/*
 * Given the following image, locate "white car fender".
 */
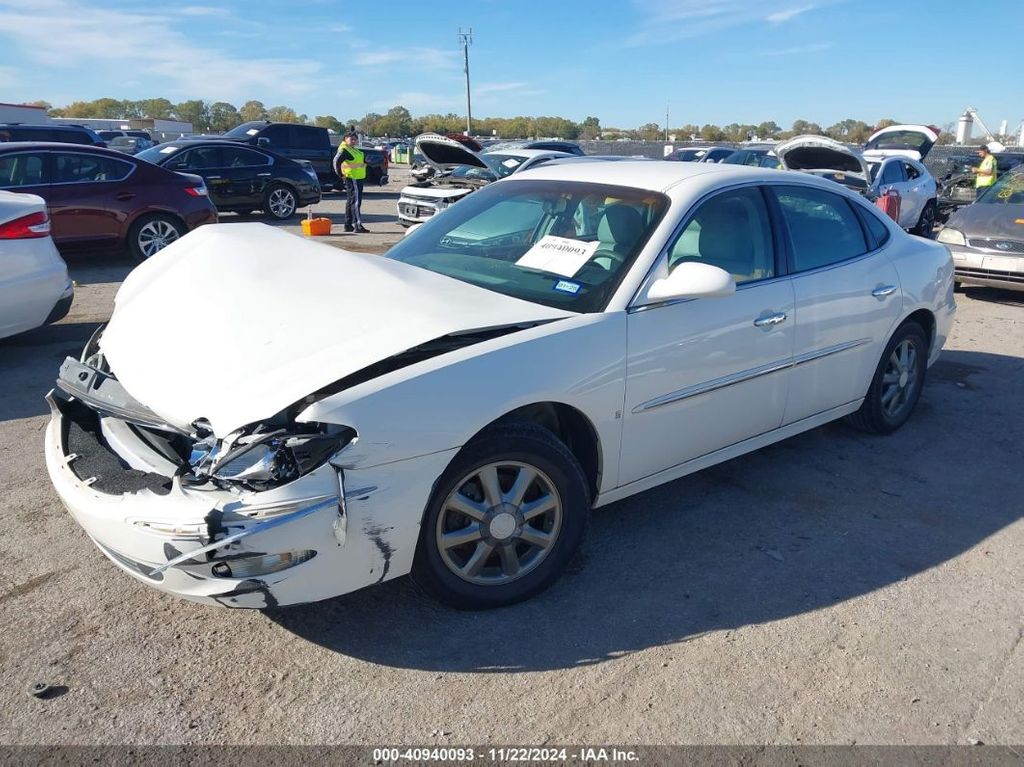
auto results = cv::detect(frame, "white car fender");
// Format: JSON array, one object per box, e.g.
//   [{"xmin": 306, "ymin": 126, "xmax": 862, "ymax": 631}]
[
  {"xmin": 298, "ymin": 311, "xmax": 627, "ymax": 492},
  {"xmin": 885, "ymin": 237, "xmax": 956, "ymax": 364}
]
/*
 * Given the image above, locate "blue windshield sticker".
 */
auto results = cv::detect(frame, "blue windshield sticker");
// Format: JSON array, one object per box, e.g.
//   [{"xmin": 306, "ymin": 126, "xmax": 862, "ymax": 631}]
[{"xmin": 553, "ymin": 280, "xmax": 581, "ymax": 294}]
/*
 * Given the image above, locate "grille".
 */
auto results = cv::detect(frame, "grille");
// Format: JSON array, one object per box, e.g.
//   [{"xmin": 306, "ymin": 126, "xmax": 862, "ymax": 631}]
[{"xmin": 967, "ymin": 238, "xmax": 1024, "ymax": 254}]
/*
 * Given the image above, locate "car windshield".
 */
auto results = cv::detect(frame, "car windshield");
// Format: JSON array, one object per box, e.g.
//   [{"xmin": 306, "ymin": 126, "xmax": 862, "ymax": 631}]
[
  {"xmin": 223, "ymin": 122, "xmax": 266, "ymax": 138},
  {"xmin": 976, "ymin": 170, "xmax": 1024, "ymax": 204},
  {"xmin": 135, "ymin": 144, "xmax": 181, "ymax": 164},
  {"xmin": 482, "ymin": 154, "xmax": 529, "ymax": 178},
  {"xmin": 385, "ymin": 179, "xmax": 669, "ymax": 313}
]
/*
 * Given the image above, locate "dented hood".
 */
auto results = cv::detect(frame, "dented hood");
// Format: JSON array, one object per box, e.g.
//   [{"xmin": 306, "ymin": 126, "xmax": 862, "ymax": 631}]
[
  {"xmin": 100, "ymin": 224, "xmax": 572, "ymax": 436},
  {"xmin": 775, "ymin": 134, "xmax": 870, "ymax": 179},
  {"xmin": 415, "ymin": 133, "xmax": 488, "ymax": 173}
]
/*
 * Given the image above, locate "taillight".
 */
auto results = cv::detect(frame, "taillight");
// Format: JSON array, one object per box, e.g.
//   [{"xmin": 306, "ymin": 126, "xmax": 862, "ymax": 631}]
[
  {"xmin": 0, "ymin": 210, "xmax": 51, "ymax": 239},
  {"xmin": 184, "ymin": 183, "xmax": 208, "ymax": 197}
]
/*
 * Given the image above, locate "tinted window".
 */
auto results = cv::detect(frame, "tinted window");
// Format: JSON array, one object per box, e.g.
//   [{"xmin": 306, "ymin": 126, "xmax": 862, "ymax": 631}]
[
  {"xmin": 292, "ymin": 126, "xmax": 325, "ymax": 149},
  {"xmin": 172, "ymin": 146, "xmax": 222, "ymax": 170},
  {"xmin": 880, "ymin": 161, "xmax": 904, "ymax": 185},
  {"xmin": 774, "ymin": 186, "xmax": 868, "ymax": 271},
  {"xmin": 260, "ymin": 125, "xmax": 289, "ymax": 146},
  {"xmin": 53, "ymin": 153, "xmax": 133, "ymax": 183},
  {"xmin": 0, "ymin": 153, "xmax": 46, "ymax": 187},
  {"xmin": 854, "ymin": 204, "xmax": 891, "ymax": 249},
  {"xmin": 667, "ymin": 187, "xmax": 775, "ymax": 284},
  {"xmin": 904, "ymin": 162, "xmax": 920, "ymax": 180},
  {"xmin": 222, "ymin": 146, "xmax": 270, "ymax": 167}
]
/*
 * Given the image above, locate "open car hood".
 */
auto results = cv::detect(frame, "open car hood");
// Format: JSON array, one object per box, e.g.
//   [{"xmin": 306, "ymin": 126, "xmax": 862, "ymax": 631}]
[
  {"xmin": 863, "ymin": 124, "xmax": 940, "ymax": 161},
  {"xmin": 415, "ymin": 133, "xmax": 489, "ymax": 173},
  {"xmin": 775, "ymin": 134, "xmax": 870, "ymax": 179},
  {"xmin": 99, "ymin": 224, "xmax": 572, "ymax": 436}
]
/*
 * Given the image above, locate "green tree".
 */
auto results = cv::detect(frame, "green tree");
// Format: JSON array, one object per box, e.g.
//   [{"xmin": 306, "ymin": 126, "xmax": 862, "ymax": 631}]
[
  {"xmin": 376, "ymin": 105, "xmax": 413, "ymax": 137},
  {"xmin": 578, "ymin": 116, "xmax": 601, "ymax": 140},
  {"xmin": 826, "ymin": 119, "xmax": 872, "ymax": 144},
  {"xmin": 137, "ymin": 98, "xmax": 174, "ymax": 119},
  {"xmin": 209, "ymin": 102, "xmax": 241, "ymax": 132},
  {"xmin": 790, "ymin": 119, "xmax": 823, "ymax": 136},
  {"xmin": 239, "ymin": 100, "xmax": 267, "ymax": 122},
  {"xmin": 636, "ymin": 122, "xmax": 662, "ymax": 141},
  {"xmin": 266, "ymin": 105, "xmax": 299, "ymax": 123},
  {"xmin": 700, "ymin": 123, "xmax": 725, "ymax": 141},
  {"xmin": 874, "ymin": 117, "xmax": 898, "ymax": 131},
  {"xmin": 314, "ymin": 115, "xmax": 345, "ymax": 132},
  {"xmin": 756, "ymin": 121, "xmax": 781, "ymax": 139},
  {"xmin": 677, "ymin": 123, "xmax": 700, "ymax": 140},
  {"xmin": 174, "ymin": 100, "xmax": 210, "ymax": 132}
]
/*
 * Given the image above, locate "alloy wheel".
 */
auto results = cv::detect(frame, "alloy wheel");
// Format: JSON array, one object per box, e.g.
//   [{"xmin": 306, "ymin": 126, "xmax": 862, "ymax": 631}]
[
  {"xmin": 268, "ymin": 188, "xmax": 296, "ymax": 218},
  {"xmin": 136, "ymin": 219, "xmax": 181, "ymax": 258},
  {"xmin": 436, "ymin": 461, "xmax": 562, "ymax": 586},
  {"xmin": 880, "ymin": 339, "xmax": 920, "ymax": 418}
]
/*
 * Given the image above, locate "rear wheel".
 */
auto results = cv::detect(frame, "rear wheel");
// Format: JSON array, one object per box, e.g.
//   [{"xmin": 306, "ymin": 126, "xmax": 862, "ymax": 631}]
[
  {"xmin": 411, "ymin": 422, "xmax": 590, "ymax": 609},
  {"xmin": 913, "ymin": 200, "xmax": 937, "ymax": 237},
  {"xmin": 846, "ymin": 322, "xmax": 928, "ymax": 434},
  {"xmin": 128, "ymin": 214, "xmax": 184, "ymax": 261},
  {"xmin": 264, "ymin": 184, "xmax": 297, "ymax": 220}
]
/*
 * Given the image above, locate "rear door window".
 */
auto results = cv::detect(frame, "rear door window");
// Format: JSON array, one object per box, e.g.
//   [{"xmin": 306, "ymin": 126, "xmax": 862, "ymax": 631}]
[
  {"xmin": 0, "ymin": 152, "xmax": 48, "ymax": 187},
  {"xmin": 53, "ymin": 153, "xmax": 134, "ymax": 184},
  {"xmin": 880, "ymin": 161, "xmax": 905, "ymax": 185},
  {"xmin": 173, "ymin": 146, "xmax": 223, "ymax": 170},
  {"xmin": 221, "ymin": 146, "xmax": 270, "ymax": 167},
  {"xmin": 772, "ymin": 186, "xmax": 869, "ymax": 271},
  {"xmin": 292, "ymin": 126, "xmax": 324, "ymax": 149},
  {"xmin": 260, "ymin": 125, "xmax": 289, "ymax": 146}
]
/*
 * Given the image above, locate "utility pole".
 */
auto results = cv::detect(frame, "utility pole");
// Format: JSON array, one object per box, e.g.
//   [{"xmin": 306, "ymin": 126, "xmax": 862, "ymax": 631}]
[
  {"xmin": 665, "ymin": 103, "xmax": 669, "ymax": 142},
  {"xmin": 458, "ymin": 27, "xmax": 473, "ymax": 136}
]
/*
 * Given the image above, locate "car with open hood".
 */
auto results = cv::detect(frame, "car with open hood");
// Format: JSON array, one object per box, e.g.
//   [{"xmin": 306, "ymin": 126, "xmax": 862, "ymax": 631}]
[
  {"xmin": 397, "ymin": 134, "xmax": 569, "ymax": 226},
  {"xmin": 937, "ymin": 167, "xmax": 1024, "ymax": 292},
  {"xmin": 776, "ymin": 125, "xmax": 939, "ymax": 235},
  {"xmin": 45, "ymin": 161, "xmax": 954, "ymax": 611}
]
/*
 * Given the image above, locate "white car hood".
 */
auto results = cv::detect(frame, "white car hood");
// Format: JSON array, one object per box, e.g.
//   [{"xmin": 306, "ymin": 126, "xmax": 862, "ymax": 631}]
[
  {"xmin": 863, "ymin": 124, "xmax": 940, "ymax": 161},
  {"xmin": 416, "ymin": 133, "xmax": 488, "ymax": 173},
  {"xmin": 775, "ymin": 134, "xmax": 870, "ymax": 179},
  {"xmin": 100, "ymin": 224, "xmax": 572, "ymax": 436},
  {"xmin": 399, "ymin": 185, "xmax": 476, "ymax": 200}
]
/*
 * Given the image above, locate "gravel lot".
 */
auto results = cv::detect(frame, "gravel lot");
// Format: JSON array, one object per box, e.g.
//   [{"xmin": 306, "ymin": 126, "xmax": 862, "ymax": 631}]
[{"xmin": 1, "ymin": 168, "xmax": 1022, "ymax": 746}]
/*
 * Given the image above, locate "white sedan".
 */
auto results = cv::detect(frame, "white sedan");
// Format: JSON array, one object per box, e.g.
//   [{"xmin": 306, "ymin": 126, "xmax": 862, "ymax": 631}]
[
  {"xmin": 0, "ymin": 190, "xmax": 73, "ymax": 340},
  {"xmin": 45, "ymin": 161, "xmax": 955, "ymax": 610}
]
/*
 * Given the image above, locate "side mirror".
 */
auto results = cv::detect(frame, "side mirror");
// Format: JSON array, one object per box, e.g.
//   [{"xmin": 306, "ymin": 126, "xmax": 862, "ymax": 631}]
[
  {"xmin": 257, "ymin": 137, "xmax": 270, "ymax": 148},
  {"xmin": 645, "ymin": 261, "xmax": 736, "ymax": 302}
]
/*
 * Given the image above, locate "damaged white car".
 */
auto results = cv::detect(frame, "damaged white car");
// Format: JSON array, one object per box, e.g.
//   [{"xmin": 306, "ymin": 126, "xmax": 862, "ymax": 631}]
[
  {"xmin": 776, "ymin": 124, "xmax": 940, "ymax": 235},
  {"xmin": 397, "ymin": 133, "xmax": 570, "ymax": 226},
  {"xmin": 46, "ymin": 161, "xmax": 954, "ymax": 610}
]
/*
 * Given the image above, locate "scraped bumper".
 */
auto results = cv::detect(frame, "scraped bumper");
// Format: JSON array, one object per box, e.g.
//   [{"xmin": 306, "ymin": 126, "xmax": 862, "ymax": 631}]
[{"xmin": 44, "ymin": 392, "xmax": 455, "ymax": 607}]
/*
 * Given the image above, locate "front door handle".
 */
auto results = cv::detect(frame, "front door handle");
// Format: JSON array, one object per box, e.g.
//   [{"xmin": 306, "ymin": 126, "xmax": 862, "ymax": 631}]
[
  {"xmin": 206, "ymin": 175, "xmax": 222, "ymax": 180},
  {"xmin": 115, "ymin": 192, "xmax": 135, "ymax": 200},
  {"xmin": 257, "ymin": 172, "xmax": 271, "ymax": 177},
  {"xmin": 872, "ymin": 285, "xmax": 898, "ymax": 298},
  {"xmin": 753, "ymin": 312, "xmax": 787, "ymax": 328}
]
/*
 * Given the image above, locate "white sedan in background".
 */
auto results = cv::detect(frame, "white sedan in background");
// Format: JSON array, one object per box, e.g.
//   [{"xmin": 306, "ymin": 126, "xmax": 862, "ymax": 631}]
[
  {"xmin": 0, "ymin": 190, "xmax": 73, "ymax": 340},
  {"xmin": 46, "ymin": 161, "xmax": 954, "ymax": 610}
]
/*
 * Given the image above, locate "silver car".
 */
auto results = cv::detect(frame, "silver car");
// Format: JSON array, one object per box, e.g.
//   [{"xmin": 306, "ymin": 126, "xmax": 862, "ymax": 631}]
[{"xmin": 938, "ymin": 167, "xmax": 1024, "ymax": 292}]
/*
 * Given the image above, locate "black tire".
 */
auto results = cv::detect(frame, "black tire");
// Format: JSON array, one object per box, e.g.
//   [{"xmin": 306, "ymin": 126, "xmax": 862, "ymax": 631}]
[
  {"xmin": 913, "ymin": 200, "xmax": 937, "ymax": 237},
  {"xmin": 846, "ymin": 321, "xmax": 928, "ymax": 435},
  {"xmin": 263, "ymin": 184, "xmax": 297, "ymax": 220},
  {"xmin": 411, "ymin": 422, "xmax": 590, "ymax": 610},
  {"xmin": 127, "ymin": 213, "xmax": 184, "ymax": 262}
]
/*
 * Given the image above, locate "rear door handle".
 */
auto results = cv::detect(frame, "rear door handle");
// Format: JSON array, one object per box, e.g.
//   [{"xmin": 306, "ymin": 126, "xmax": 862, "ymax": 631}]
[
  {"xmin": 872, "ymin": 285, "xmax": 898, "ymax": 298},
  {"xmin": 753, "ymin": 312, "xmax": 787, "ymax": 328},
  {"xmin": 257, "ymin": 173, "xmax": 271, "ymax": 177},
  {"xmin": 206, "ymin": 175, "xmax": 222, "ymax": 180}
]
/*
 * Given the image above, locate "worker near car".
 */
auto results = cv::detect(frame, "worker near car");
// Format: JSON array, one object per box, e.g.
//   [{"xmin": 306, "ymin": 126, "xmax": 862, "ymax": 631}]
[
  {"xmin": 337, "ymin": 131, "xmax": 369, "ymax": 233},
  {"xmin": 971, "ymin": 144, "xmax": 997, "ymax": 195}
]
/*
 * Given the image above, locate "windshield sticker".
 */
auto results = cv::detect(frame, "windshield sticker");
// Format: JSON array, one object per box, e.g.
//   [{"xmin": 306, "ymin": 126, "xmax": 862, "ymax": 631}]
[
  {"xmin": 246, "ymin": 129, "xmax": 259, "ymax": 136},
  {"xmin": 515, "ymin": 235, "xmax": 601, "ymax": 277},
  {"xmin": 159, "ymin": 146, "xmax": 178, "ymax": 153},
  {"xmin": 553, "ymin": 279, "xmax": 582, "ymax": 294},
  {"xmin": 501, "ymin": 158, "xmax": 519, "ymax": 168}
]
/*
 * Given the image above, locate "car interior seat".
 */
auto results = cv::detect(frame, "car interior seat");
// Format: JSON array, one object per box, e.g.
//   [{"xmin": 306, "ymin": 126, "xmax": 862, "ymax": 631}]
[{"xmin": 593, "ymin": 204, "xmax": 643, "ymax": 270}]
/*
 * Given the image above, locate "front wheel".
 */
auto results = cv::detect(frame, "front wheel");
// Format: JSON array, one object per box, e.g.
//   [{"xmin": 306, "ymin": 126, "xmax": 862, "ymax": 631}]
[
  {"xmin": 264, "ymin": 184, "xmax": 297, "ymax": 220},
  {"xmin": 411, "ymin": 422, "xmax": 590, "ymax": 609},
  {"xmin": 913, "ymin": 200, "xmax": 937, "ymax": 237},
  {"xmin": 128, "ymin": 213, "xmax": 184, "ymax": 261},
  {"xmin": 846, "ymin": 322, "xmax": 928, "ymax": 434}
]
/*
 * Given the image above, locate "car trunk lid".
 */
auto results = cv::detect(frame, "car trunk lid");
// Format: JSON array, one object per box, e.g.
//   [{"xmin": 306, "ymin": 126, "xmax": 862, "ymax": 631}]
[{"xmin": 863, "ymin": 124, "xmax": 941, "ymax": 161}]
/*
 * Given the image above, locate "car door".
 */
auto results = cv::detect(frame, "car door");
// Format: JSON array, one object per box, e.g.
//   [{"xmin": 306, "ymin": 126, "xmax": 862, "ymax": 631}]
[
  {"xmin": 0, "ymin": 150, "xmax": 51, "ymax": 199},
  {"xmin": 219, "ymin": 146, "xmax": 273, "ymax": 208},
  {"xmin": 768, "ymin": 184, "xmax": 902, "ymax": 425},
  {"xmin": 897, "ymin": 160, "xmax": 930, "ymax": 227},
  {"xmin": 875, "ymin": 159, "xmax": 915, "ymax": 227},
  {"xmin": 619, "ymin": 185, "xmax": 795, "ymax": 486},
  {"xmin": 46, "ymin": 152, "xmax": 136, "ymax": 246},
  {"xmin": 166, "ymin": 146, "xmax": 227, "ymax": 205}
]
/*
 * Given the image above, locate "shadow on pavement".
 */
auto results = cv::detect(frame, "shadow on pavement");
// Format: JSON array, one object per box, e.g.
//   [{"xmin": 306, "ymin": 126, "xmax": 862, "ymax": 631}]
[{"xmin": 270, "ymin": 349, "xmax": 1023, "ymax": 672}]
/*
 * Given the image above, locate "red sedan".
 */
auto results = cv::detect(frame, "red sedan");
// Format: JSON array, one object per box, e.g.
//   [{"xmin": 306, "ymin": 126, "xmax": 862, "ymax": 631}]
[{"xmin": 0, "ymin": 143, "xmax": 217, "ymax": 260}]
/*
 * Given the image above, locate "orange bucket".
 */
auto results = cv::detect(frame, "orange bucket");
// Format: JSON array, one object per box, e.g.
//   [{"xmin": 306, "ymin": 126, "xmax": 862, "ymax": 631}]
[{"xmin": 301, "ymin": 217, "xmax": 332, "ymax": 236}]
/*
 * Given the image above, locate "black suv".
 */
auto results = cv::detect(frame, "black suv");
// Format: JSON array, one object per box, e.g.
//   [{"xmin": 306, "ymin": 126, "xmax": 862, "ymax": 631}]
[
  {"xmin": 0, "ymin": 123, "xmax": 106, "ymax": 147},
  {"xmin": 199, "ymin": 121, "xmax": 336, "ymax": 189}
]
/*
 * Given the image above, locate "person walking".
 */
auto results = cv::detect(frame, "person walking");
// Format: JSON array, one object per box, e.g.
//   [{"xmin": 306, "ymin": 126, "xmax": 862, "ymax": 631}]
[
  {"xmin": 971, "ymin": 144, "xmax": 998, "ymax": 199},
  {"xmin": 337, "ymin": 131, "xmax": 369, "ymax": 232}
]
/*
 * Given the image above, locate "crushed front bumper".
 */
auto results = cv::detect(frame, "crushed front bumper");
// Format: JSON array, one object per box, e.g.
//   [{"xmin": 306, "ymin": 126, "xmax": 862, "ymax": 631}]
[{"xmin": 44, "ymin": 390, "xmax": 456, "ymax": 608}]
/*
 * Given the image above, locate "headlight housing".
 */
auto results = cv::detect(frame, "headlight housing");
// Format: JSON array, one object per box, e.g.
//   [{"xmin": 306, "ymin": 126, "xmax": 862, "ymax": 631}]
[
  {"xmin": 937, "ymin": 227, "xmax": 966, "ymax": 246},
  {"xmin": 189, "ymin": 423, "xmax": 355, "ymax": 492}
]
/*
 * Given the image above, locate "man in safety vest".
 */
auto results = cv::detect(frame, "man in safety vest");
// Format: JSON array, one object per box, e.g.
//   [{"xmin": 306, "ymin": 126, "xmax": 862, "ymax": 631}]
[
  {"xmin": 971, "ymin": 144, "xmax": 997, "ymax": 199},
  {"xmin": 336, "ymin": 131, "xmax": 369, "ymax": 232}
]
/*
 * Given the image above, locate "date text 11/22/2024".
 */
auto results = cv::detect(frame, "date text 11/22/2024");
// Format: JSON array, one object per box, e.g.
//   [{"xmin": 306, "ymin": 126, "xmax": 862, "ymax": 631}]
[{"xmin": 371, "ymin": 747, "xmax": 640, "ymax": 762}]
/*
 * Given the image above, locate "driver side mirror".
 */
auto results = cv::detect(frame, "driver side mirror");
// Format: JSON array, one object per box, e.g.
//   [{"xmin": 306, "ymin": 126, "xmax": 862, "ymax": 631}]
[
  {"xmin": 257, "ymin": 137, "xmax": 270, "ymax": 148},
  {"xmin": 644, "ymin": 261, "xmax": 736, "ymax": 302}
]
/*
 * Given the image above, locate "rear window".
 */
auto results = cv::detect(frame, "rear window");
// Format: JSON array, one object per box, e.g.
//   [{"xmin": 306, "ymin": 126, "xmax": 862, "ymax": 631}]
[
  {"xmin": 773, "ymin": 186, "xmax": 869, "ymax": 271},
  {"xmin": 0, "ymin": 153, "xmax": 46, "ymax": 187}
]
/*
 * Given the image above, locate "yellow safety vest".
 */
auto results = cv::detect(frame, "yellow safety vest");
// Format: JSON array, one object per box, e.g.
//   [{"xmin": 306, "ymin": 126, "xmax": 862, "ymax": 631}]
[
  {"xmin": 338, "ymin": 145, "xmax": 367, "ymax": 180},
  {"xmin": 976, "ymin": 154, "xmax": 996, "ymax": 188}
]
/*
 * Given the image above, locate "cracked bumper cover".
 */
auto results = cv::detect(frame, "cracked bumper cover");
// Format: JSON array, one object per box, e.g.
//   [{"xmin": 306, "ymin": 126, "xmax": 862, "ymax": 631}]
[{"xmin": 44, "ymin": 392, "xmax": 458, "ymax": 608}]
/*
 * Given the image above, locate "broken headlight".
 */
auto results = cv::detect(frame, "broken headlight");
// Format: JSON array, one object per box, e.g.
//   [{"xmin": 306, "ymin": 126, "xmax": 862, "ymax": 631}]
[{"xmin": 189, "ymin": 423, "xmax": 354, "ymax": 492}]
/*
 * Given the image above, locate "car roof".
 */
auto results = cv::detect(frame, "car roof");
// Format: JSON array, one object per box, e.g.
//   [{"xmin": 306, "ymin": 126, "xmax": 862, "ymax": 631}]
[
  {"xmin": 482, "ymin": 148, "xmax": 570, "ymax": 159},
  {"xmin": 0, "ymin": 142, "xmax": 128, "ymax": 155}
]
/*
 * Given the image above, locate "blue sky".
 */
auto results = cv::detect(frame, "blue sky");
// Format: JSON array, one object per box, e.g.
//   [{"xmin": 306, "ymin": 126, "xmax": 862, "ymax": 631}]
[{"xmin": 0, "ymin": 0, "xmax": 1018, "ymax": 134}]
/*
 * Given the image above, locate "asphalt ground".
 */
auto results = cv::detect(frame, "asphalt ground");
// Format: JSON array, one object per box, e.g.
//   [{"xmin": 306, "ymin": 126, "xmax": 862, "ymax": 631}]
[{"xmin": 0, "ymin": 168, "xmax": 1022, "ymax": 746}]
